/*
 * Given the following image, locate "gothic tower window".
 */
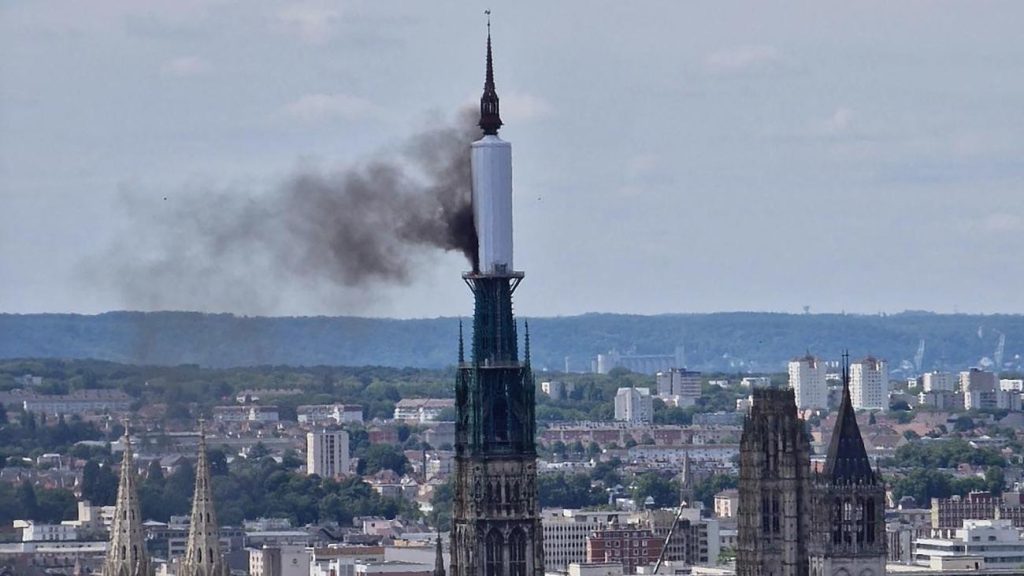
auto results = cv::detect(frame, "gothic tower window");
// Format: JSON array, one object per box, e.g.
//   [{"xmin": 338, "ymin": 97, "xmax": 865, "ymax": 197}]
[
  {"xmin": 486, "ymin": 530, "xmax": 504, "ymax": 576},
  {"xmin": 856, "ymin": 497, "xmax": 866, "ymax": 545},
  {"xmin": 772, "ymin": 495, "xmax": 781, "ymax": 534},
  {"xmin": 493, "ymin": 396, "xmax": 509, "ymax": 442},
  {"xmin": 864, "ymin": 498, "xmax": 875, "ymax": 544},
  {"xmin": 510, "ymin": 529, "xmax": 528, "ymax": 576},
  {"xmin": 832, "ymin": 498, "xmax": 843, "ymax": 545},
  {"xmin": 762, "ymin": 497, "xmax": 771, "ymax": 533}
]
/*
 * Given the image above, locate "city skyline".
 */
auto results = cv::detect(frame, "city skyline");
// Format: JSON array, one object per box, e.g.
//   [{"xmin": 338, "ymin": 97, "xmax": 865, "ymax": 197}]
[{"xmin": 3, "ymin": 1, "xmax": 1023, "ymax": 318}]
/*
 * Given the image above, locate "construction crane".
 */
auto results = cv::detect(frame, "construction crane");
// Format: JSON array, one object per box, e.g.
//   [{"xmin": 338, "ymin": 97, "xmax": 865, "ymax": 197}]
[
  {"xmin": 652, "ymin": 504, "xmax": 687, "ymax": 573},
  {"xmin": 653, "ymin": 454, "xmax": 693, "ymax": 574}
]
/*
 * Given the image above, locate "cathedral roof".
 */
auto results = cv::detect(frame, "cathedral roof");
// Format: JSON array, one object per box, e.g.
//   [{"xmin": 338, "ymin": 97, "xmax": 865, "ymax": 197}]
[{"xmin": 823, "ymin": 355, "xmax": 876, "ymax": 485}]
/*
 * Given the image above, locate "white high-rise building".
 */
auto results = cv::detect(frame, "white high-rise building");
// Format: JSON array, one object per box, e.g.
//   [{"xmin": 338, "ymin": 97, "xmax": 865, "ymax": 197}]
[
  {"xmin": 306, "ymin": 429, "xmax": 349, "ymax": 478},
  {"xmin": 788, "ymin": 355, "xmax": 827, "ymax": 410},
  {"xmin": 850, "ymin": 357, "xmax": 888, "ymax": 410},
  {"xmin": 922, "ymin": 371, "xmax": 957, "ymax": 392},
  {"xmin": 614, "ymin": 387, "xmax": 653, "ymax": 423}
]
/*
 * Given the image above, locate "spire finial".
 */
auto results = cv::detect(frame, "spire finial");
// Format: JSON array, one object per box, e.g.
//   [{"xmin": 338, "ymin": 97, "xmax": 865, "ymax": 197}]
[
  {"xmin": 842, "ymin": 349, "xmax": 850, "ymax": 392},
  {"xmin": 479, "ymin": 11, "xmax": 502, "ymax": 135}
]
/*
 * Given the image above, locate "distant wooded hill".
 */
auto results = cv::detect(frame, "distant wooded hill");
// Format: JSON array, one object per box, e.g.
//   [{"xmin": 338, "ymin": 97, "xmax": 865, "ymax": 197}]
[{"xmin": 1, "ymin": 311, "xmax": 1022, "ymax": 374}]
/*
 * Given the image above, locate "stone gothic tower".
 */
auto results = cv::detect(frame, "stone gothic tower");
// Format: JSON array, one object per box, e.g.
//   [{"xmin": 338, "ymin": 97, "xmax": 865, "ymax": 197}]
[
  {"xmin": 102, "ymin": 429, "xmax": 153, "ymax": 576},
  {"xmin": 182, "ymin": 424, "xmax": 228, "ymax": 576},
  {"xmin": 449, "ymin": 23, "xmax": 543, "ymax": 576},
  {"xmin": 433, "ymin": 534, "xmax": 447, "ymax": 576},
  {"xmin": 808, "ymin": 356, "xmax": 886, "ymax": 576},
  {"xmin": 736, "ymin": 388, "xmax": 811, "ymax": 576}
]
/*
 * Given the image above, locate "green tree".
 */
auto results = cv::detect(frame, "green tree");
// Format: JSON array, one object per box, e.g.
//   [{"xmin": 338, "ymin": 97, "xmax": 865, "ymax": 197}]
[
  {"xmin": 893, "ymin": 438, "xmax": 1005, "ymax": 469},
  {"xmin": 538, "ymin": 473, "xmax": 603, "ymax": 509},
  {"xmin": 357, "ymin": 444, "xmax": 409, "ymax": 475},
  {"xmin": 693, "ymin": 473, "xmax": 739, "ymax": 509},
  {"xmin": 985, "ymin": 467, "xmax": 1006, "ymax": 496},
  {"xmin": 159, "ymin": 460, "xmax": 196, "ymax": 520},
  {"xmin": 892, "ymin": 468, "xmax": 952, "ymax": 504},
  {"xmin": 953, "ymin": 415, "xmax": 976, "ymax": 432},
  {"xmin": 35, "ymin": 488, "xmax": 76, "ymax": 522},
  {"xmin": 81, "ymin": 461, "xmax": 118, "ymax": 506},
  {"xmin": 591, "ymin": 459, "xmax": 623, "ymax": 487},
  {"xmin": 428, "ymin": 480, "xmax": 453, "ymax": 531},
  {"xmin": 207, "ymin": 448, "xmax": 229, "ymax": 476},
  {"xmin": 18, "ymin": 482, "xmax": 39, "ymax": 519},
  {"xmin": 632, "ymin": 472, "xmax": 677, "ymax": 508},
  {"xmin": 248, "ymin": 442, "xmax": 270, "ymax": 460}
]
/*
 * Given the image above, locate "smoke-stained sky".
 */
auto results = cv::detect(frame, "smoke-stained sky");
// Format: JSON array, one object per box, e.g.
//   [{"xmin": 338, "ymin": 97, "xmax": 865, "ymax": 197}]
[{"xmin": 2, "ymin": 1, "xmax": 1023, "ymax": 318}]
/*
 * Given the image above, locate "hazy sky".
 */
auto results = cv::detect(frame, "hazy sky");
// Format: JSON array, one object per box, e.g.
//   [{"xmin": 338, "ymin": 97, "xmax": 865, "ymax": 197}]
[{"xmin": 2, "ymin": 1, "xmax": 1023, "ymax": 318}]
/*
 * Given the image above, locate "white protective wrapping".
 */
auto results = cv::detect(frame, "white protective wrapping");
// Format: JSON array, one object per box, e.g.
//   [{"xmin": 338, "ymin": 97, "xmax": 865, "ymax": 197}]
[{"xmin": 471, "ymin": 134, "xmax": 514, "ymax": 275}]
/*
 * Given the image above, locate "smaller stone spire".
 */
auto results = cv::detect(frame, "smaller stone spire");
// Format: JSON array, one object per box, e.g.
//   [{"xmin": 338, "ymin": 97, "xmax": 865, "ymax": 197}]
[
  {"xmin": 478, "ymin": 11, "xmax": 502, "ymax": 135},
  {"xmin": 679, "ymin": 451, "xmax": 694, "ymax": 506},
  {"xmin": 523, "ymin": 320, "xmax": 531, "ymax": 366},
  {"xmin": 433, "ymin": 533, "xmax": 446, "ymax": 576},
  {"xmin": 458, "ymin": 320, "xmax": 465, "ymax": 364},
  {"xmin": 823, "ymin": 351, "xmax": 876, "ymax": 485},
  {"xmin": 182, "ymin": 421, "xmax": 228, "ymax": 576},
  {"xmin": 102, "ymin": 422, "xmax": 153, "ymax": 576}
]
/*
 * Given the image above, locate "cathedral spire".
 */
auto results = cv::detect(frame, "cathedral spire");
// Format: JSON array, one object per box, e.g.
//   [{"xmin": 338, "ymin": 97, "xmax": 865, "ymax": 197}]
[
  {"xmin": 182, "ymin": 421, "xmax": 227, "ymax": 576},
  {"xmin": 823, "ymin": 351, "xmax": 876, "ymax": 484},
  {"xmin": 102, "ymin": 424, "xmax": 152, "ymax": 576},
  {"xmin": 433, "ymin": 533, "xmax": 446, "ymax": 576},
  {"xmin": 478, "ymin": 12, "xmax": 502, "ymax": 135}
]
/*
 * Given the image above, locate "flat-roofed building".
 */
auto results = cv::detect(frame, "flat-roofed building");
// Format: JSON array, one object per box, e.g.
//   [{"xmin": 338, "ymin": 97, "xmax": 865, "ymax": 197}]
[
  {"xmin": 923, "ymin": 371, "xmax": 958, "ymax": 392},
  {"xmin": 614, "ymin": 387, "xmax": 653, "ymax": 424},
  {"xmin": 542, "ymin": 509, "xmax": 629, "ymax": 571},
  {"xmin": 656, "ymin": 369, "xmax": 702, "ymax": 408},
  {"xmin": 789, "ymin": 355, "xmax": 827, "ymax": 410},
  {"xmin": 393, "ymin": 399, "xmax": 454, "ymax": 423},
  {"xmin": 914, "ymin": 519, "xmax": 1024, "ymax": 569},
  {"xmin": 586, "ymin": 527, "xmax": 662, "ymax": 574},
  {"xmin": 307, "ymin": 429, "xmax": 350, "ymax": 478},
  {"xmin": 850, "ymin": 357, "xmax": 888, "ymax": 410}
]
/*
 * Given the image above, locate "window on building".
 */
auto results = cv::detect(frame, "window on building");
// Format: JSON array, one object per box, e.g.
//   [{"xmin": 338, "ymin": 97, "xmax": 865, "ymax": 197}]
[
  {"xmin": 486, "ymin": 530, "xmax": 504, "ymax": 576},
  {"xmin": 493, "ymin": 397, "xmax": 509, "ymax": 442},
  {"xmin": 510, "ymin": 529, "xmax": 527, "ymax": 576},
  {"xmin": 865, "ymin": 498, "xmax": 876, "ymax": 544}
]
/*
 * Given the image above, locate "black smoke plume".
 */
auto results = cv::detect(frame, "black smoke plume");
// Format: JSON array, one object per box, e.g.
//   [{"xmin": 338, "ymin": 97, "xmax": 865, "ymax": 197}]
[{"xmin": 96, "ymin": 110, "xmax": 480, "ymax": 313}]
